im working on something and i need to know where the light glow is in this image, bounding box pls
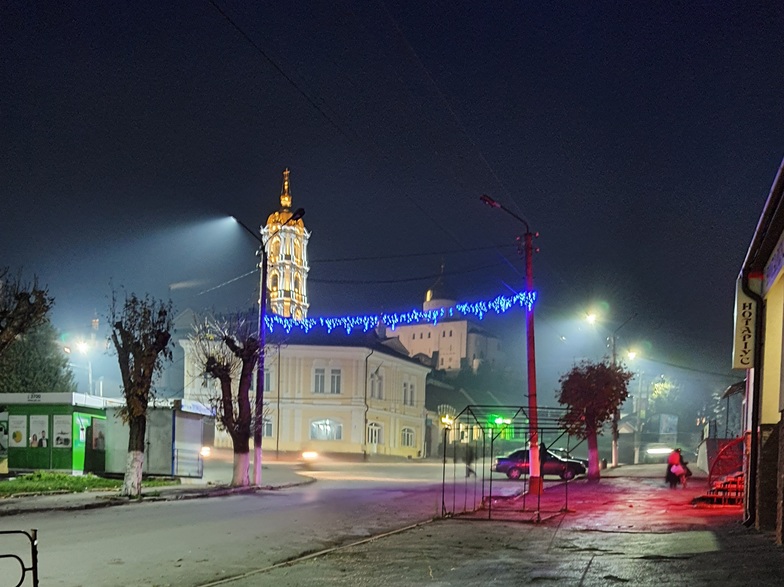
[646,447,673,455]
[265,290,537,335]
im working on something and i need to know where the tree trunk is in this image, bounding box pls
[231,430,251,487]
[232,451,250,486]
[586,429,601,481]
[253,442,262,486]
[122,413,147,497]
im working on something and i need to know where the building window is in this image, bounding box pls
[428,332,431,339]
[264,368,273,391]
[263,418,273,438]
[270,274,279,291]
[294,276,301,292]
[442,331,445,337]
[367,422,382,445]
[449,330,453,337]
[408,382,415,406]
[440,357,444,366]
[412,334,416,340]
[419,332,423,339]
[314,368,325,394]
[401,427,415,447]
[330,368,342,394]
[403,382,409,406]
[371,372,384,399]
[310,419,342,441]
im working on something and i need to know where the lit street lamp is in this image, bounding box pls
[65,341,93,395]
[234,207,304,486]
[480,194,542,494]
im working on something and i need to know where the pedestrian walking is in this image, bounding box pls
[666,448,687,488]
[465,444,476,477]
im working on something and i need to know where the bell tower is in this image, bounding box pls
[261,169,310,320]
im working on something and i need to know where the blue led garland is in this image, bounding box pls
[265,290,536,335]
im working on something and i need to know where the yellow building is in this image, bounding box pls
[181,332,430,459]
[735,157,784,540]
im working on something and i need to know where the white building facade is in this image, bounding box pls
[181,338,431,459]
[392,278,505,372]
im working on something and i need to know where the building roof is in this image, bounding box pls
[742,157,784,273]
[267,328,430,369]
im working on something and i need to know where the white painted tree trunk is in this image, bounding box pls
[232,451,250,486]
[252,443,262,486]
[122,450,145,497]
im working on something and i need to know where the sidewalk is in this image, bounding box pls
[219,466,784,587]
[0,462,309,517]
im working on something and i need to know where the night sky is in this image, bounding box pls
[2,1,783,400]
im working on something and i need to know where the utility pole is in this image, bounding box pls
[481,195,542,494]
[610,314,636,467]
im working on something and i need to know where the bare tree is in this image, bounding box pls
[190,312,258,486]
[109,292,173,497]
[0,268,53,357]
[557,360,633,480]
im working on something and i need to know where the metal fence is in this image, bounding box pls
[439,405,584,523]
[0,529,38,587]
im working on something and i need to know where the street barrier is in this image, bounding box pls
[0,529,38,587]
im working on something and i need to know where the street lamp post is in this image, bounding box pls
[234,208,304,486]
[609,313,636,467]
[480,194,542,494]
[76,341,93,395]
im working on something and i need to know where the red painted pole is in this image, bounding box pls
[524,230,542,494]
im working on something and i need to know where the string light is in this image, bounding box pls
[265,290,536,335]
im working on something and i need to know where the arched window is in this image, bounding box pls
[294,276,300,292]
[367,422,383,445]
[294,241,301,262]
[270,274,279,291]
[270,238,280,259]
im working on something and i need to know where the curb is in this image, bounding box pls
[0,476,316,518]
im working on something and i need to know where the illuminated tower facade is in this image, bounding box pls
[261,169,310,319]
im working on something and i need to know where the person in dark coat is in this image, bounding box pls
[666,448,685,488]
[464,444,476,477]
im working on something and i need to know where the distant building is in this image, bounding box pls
[392,272,505,372]
[262,169,310,319]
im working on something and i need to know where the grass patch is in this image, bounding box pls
[0,471,179,497]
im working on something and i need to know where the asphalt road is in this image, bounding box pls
[6,462,451,587]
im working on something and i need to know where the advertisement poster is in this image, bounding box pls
[29,415,49,448]
[0,411,8,456]
[53,415,72,448]
[8,414,27,448]
[92,418,106,450]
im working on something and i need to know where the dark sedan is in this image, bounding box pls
[494,448,586,480]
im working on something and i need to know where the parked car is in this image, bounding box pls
[494,448,587,480]
[547,447,589,467]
